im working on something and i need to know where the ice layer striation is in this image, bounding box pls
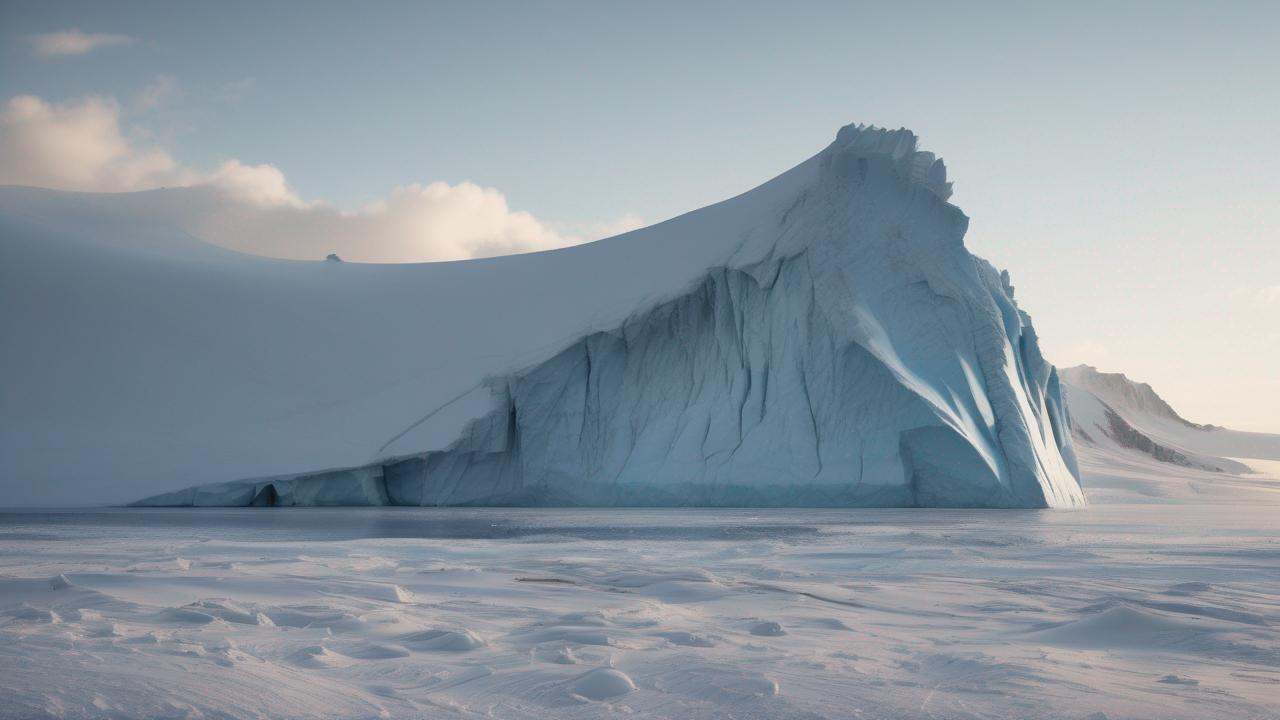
[132,124,1084,508]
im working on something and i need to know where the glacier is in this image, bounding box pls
[0,123,1083,508]
[133,125,1082,508]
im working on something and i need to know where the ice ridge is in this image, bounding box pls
[133,124,1084,509]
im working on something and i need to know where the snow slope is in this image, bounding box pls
[1,124,1082,508]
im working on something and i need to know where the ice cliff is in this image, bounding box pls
[127,124,1083,508]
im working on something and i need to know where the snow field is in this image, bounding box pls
[3,481,1278,719]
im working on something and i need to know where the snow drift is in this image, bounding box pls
[0,123,1084,508]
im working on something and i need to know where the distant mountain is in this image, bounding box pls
[1067,390,1222,472]
[1059,366,1268,477]
[1059,365,1214,431]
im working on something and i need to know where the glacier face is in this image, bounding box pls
[134,125,1084,509]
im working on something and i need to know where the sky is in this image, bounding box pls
[1,0,1277,432]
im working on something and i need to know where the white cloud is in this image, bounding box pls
[0,93,643,262]
[207,160,307,208]
[0,95,196,192]
[31,28,134,57]
[174,181,581,262]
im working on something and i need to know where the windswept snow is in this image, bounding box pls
[0,123,1079,508]
[2,479,1277,719]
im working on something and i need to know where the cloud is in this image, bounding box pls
[171,181,582,262]
[0,95,197,192]
[0,93,642,262]
[134,75,180,112]
[31,28,134,57]
[206,160,307,208]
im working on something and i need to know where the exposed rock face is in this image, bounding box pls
[1100,407,1220,472]
[1060,371,1243,474]
[133,125,1084,509]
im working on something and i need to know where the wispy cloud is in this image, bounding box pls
[0,92,643,262]
[30,28,134,57]
[134,75,180,112]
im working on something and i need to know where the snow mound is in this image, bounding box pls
[569,668,635,700]
[749,621,787,636]
[349,583,413,604]
[1,122,1082,508]
[401,629,486,651]
[653,631,716,647]
[345,644,411,660]
[286,645,353,669]
[1023,606,1218,650]
[5,604,61,623]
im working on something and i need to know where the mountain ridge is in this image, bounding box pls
[1060,364,1216,431]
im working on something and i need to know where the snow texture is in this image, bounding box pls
[2,479,1278,719]
[0,124,1082,508]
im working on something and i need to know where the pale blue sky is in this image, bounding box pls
[2,1,1277,430]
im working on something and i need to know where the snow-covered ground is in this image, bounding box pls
[3,449,1278,720]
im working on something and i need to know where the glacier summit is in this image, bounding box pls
[131,124,1083,508]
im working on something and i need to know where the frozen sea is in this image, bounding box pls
[2,499,1278,719]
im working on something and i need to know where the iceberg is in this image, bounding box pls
[0,123,1084,508]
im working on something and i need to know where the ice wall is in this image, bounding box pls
[134,125,1084,509]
